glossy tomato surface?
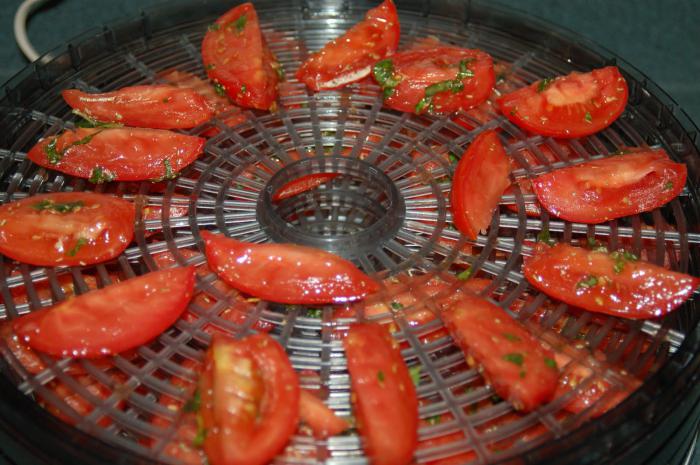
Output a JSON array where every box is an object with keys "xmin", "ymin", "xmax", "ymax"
[
  {"xmin": 201, "ymin": 230, "xmax": 378, "ymax": 304},
  {"xmin": 373, "ymin": 47, "xmax": 494, "ymax": 114},
  {"xmin": 272, "ymin": 173, "xmax": 340, "ymax": 202},
  {"xmin": 531, "ymin": 149, "xmax": 686, "ymax": 223},
  {"xmin": 0, "ymin": 192, "xmax": 134, "ymax": 267},
  {"xmin": 199, "ymin": 333, "xmax": 299, "ymax": 465},
  {"xmin": 296, "ymin": 0, "xmax": 399, "ymax": 90},
  {"xmin": 524, "ymin": 242, "xmax": 700, "ymax": 319},
  {"xmin": 201, "ymin": 3, "xmax": 281, "ymax": 110},
  {"xmin": 344, "ymin": 323, "xmax": 418, "ymax": 465},
  {"xmin": 62, "ymin": 85, "xmax": 213, "ymax": 129},
  {"xmin": 27, "ymin": 127, "xmax": 205, "ymax": 183},
  {"xmin": 13, "ymin": 266, "xmax": 195, "ymax": 358},
  {"xmin": 498, "ymin": 66, "xmax": 628, "ymax": 138},
  {"xmin": 451, "ymin": 130, "xmax": 511, "ymax": 239},
  {"xmin": 442, "ymin": 294, "xmax": 559, "ymax": 411}
]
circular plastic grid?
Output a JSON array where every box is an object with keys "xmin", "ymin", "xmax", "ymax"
[{"xmin": 0, "ymin": 1, "xmax": 699, "ymax": 464}]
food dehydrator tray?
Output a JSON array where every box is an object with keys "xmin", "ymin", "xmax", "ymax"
[{"xmin": 0, "ymin": 1, "xmax": 699, "ymax": 464}]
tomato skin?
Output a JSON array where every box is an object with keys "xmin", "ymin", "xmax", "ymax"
[
  {"xmin": 376, "ymin": 47, "xmax": 494, "ymax": 114},
  {"xmin": 442, "ymin": 294, "xmax": 559, "ymax": 412},
  {"xmin": 344, "ymin": 323, "xmax": 418, "ymax": 465},
  {"xmin": 27, "ymin": 127, "xmax": 205, "ymax": 182},
  {"xmin": 296, "ymin": 0, "xmax": 400, "ymax": 91},
  {"xmin": 201, "ymin": 3, "xmax": 280, "ymax": 110},
  {"xmin": 498, "ymin": 66, "xmax": 628, "ymax": 138},
  {"xmin": 200, "ymin": 333, "xmax": 299, "ymax": 465},
  {"xmin": 299, "ymin": 389, "xmax": 349, "ymax": 439},
  {"xmin": 62, "ymin": 85, "xmax": 213, "ymax": 129},
  {"xmin": 272, "ymin": 173, "xmax": 340, "ymax": 202},
  {"xmin": 201, "ymin": 230, "xmax": 379, "ymax": 304},
  {"xmin": 531, "ymin": 150, "xmax": 687, "ymax": 223},
  {"xmin": 0, "ymin": 192, "xmax": 134, "ymax": 267},
  {"xmin": 524, "ymin": 242, "xmax": 700, "ymax": 319},
  {"xmin": 13, "ymin": 266, "xmax": 195, "ymax": 358},
  {"xmin": 450, "ymin": 130, "xmax": 511, "ymax": 239}
]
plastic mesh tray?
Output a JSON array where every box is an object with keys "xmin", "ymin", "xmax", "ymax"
[{"xmin": 0, "ymin": 1, "xmax": 699, "ymax": 464}]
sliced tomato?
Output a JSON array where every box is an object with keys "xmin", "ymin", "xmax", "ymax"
[
  {"xmin": 373, "ymin": 47, "xmax": 494, "ymax": 115},
  {"xmin": 142, "ymin": 199, "xmax": 189, "ymax": 238},
  {"xmin": 524, "ymin": 242, "xmax": 700, "ymax": 319},
  {"xmin": 442, "ymin": 294, "xmax": 559, "ymax": 411},
  {"xmin": 450, "ymin": 130, "xmax": 511, "ymax": 239},
  {"xmin": 299, "ymin": 389, "xmax": 349, "ymax": 439},
  {"xmin": 498, "ymin": 66, "xmax": 628, "ymax": 138},
  {"xmin": 199, "ymin": 333, "xmax": 299, "ymax": 465},
  {"xmin": 531, "ymin": 150, "xmax": 687, "ymax": 223},
  {"xmin": 344, "ymin": 323, "xmax": 418, "ymax": 465},
  {"xmin": 27, "ymin": 128, "xmax": 205, "ymax": 183},
  {"xmin": 0, "ymin": 192, "xmax": 134, "ymax": 267},
  {"xmin": 272, "ymin": 173, "xmax": 340, "ymax": 202},
  {"xmin": 62, "ymin": 85, "xmax": 213, "ymax": 129},
  {"xmin": 296, "ymin": 0, "xmax": 399, "ymax": 91},
  {"xmin": 201, "ymin": 3, "xmax": 281, "ymax": 110},
  {"xmin": 13, "ymin": 267, "xmax": 195, "ymax": 358},
  {"xmin": 201, "ymin": 230, "xmax": 378, "ymax": 304}
]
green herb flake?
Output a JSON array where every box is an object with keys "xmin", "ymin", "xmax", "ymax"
[
  {"xmin": 213, "ymin": 82, "xmax": 226, "ymax": 97},
  {"xmin": 184, "ymin": 389, "xmax": 201, "ymax": 413},
  {"xmin": 241, "ymin": 84, "xmax": 247, "ymax": 94},
  {"xmin": 502, "ymin": 352, "xmax": 524, "ymax": 366},
  {"xmin": 274, "ymin": 64, "xmax": 285, "ymax": 81},
  {"xmin": 519, "ymin": 370, "xmax": 526, "ymax": 378},
  {"xmin": 306, "ymin": 308, "xmax": 323, "ymax": 319},
  {"xmin": 427, "ymin": 415, "xmax": 442, "ymax": 425},
  {"xmin": 576, "ymin": 275, "xmax": 599, "ymax": 289},
  {"xmin": 377, "ymin": 370, "xmax": 385, "ymax": 383},
  {"xmin": 88, "ymin": 166, "xmax": 116, "ymax": 184},
  {"xmin": 490, "ymin": 394, "xmax": 502, "ymax": 403},
  {"xmin": 502, "ymin": 332, "xmax": 521, "ymax": 343},
  {"xmin": 205, "ymin": 63, "xmax": 216, "ymax": 71},
  {"xmin": 456, "ymin": 268, "xmax": 473, "ymax": 281},
  {"xmin": 408, "ymin": 365, "xmax": 422, "ymax": 386},
  {"xmin": 663, "ymin": 181, "xmax": 674, "ymax": 191},
  {"xmin": 391, "ymin": 301, "xmax": 404, "ymax": 310},
  {"xmin": 414, "ymin": 97, "xmax": 433, "ymax": 114},
  {"xmin": 536, "ymin": 228, "xmax": 555, "ymax": 246},
  {"xmin": 192, "ymin": 414, "xmax": 207, "ymax": 448},
  {"xmin": 44, "ymin": 137, "xmax": 61, "ymax": 164},
  {"xmin": 448, "ymin": 151, "xmax": 460, "ymax": 164},
  {"xmin": 373, "ymin": 59, "xmax": 401, "ymax": 99},
  {"xmin": 537, "ymin": 77, "xmax": 554, "ymax": 93},
  {"xmin": 414, "ymin": 59, "xmax": 474, "ymax": 114},
  {"xmin": 207, "ymin": 23, "xmax": 220, "ymax": 32},
  {"xmin": 151, "ymin": 159, "xmax": 178, "ymax": 183},
  {"xmin": 67, "ymin": 237, "xmax": 88, "ymax": 257},
  {"xmin": 584, "ymin": 111, "xmax": 593, "ymax": 123},
  {"xmin": 233, "ymin": 14, "xmax": 247, "ymax": 33},
  {"xmin": 544, "ymin": 357, "xmax": 557, "ymax": 370},
  {"xmin": 32, "ymin": 199, "xmax": 84, "ymax": 214}
]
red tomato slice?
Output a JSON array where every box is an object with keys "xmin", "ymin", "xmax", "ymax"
[
  {"xmin": 531, "ymin": 150, "xmax": 687, "ymax": 223},
  {"xmin": 0, "ymin": 192, "xmax": 134, "ymax": 267},
  {"xmin": 13, "ymin": 266, "xmax": 195, "ymax": 358},
  {"xmin": 199, "ymin": 333, "xmax": 299, "ymax": 465},
  {"xmin": 344, "ymin": 323, "xmax": 418, "ymax": 465},
  {"xmin": 442, "ymin": 294, "xmax": 559, "ymax": 412},
  {"xmin": 373, "ymin": 47, "xmax": 494, "ymax": 114},
  {"xmin": 450, "ymin": 130, "xmax": 511, "ymax": 239},
  {"xmin": 201, "ymin": 230, "xmax": 379, "ymax": 304},
  {"xmin": 62, "ymin": 85, "xmax": 213, "ymax": 129},
  {"xmin": 142, "ymin": 199, "xmax": 189, "ymax": 238},
  {"xmin": 201, "ymin": 3, "xmax": 281, "ymax": 111},
  {"xmin": 524, "ymin": 242, "xmax": 700, "ymax": 319},
  {"xmin": 299, "ymin": 389, "xmax": 349, "ymax": 439},
  {"xmin": 27, "ymin": 128, "xmax": 205, "ymax": 183},
  {"xmin": 296, "ymin": 0, "xmax": 400, "ymax": 91},
  {"xmin": 498, "ymin": 66, "xmax": 628, "ymax": 138},
  {"xmin": 272, "ymin": 173, "xmax": 340, "ymax": 202}
]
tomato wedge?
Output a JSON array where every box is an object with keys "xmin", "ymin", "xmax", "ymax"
[
  {"xmin": 199, "ymin": 333, "xmax": 299, "ymax": 465},
  {"xmin": 0, "ymin": 192, "xmax": 134, "ymax": 267},
  {"xmin": 344, "ymin": 323, "xmax": 418, "ymax": 465},
  {"xmin": 299, "ymin": 389, "xmax": 349, "ymax": 439},
  {"xmin": 62, "ymin": 85, "xmax": 213, "ymax": 129},
  {"xmin": 442, "ymin": 294, "xmax": 559, "ymax": 411},
  {"xmin": 531, "ymin": 149, "xmax": 687, "ymax": 223},
  {"xmin": 373, "ymin": 47, "xmax": 494, "ymax": 114},
  {"xmin": 13, "ymin": 266, "xmax": 195, "ymax": 358},
  {"xmin": 27, "ymin": 127, "xmax": 205, "ymax": 183},
  {"xmin": 450, "ymin": 130, "xmax": 511, "ymax": 239},
  {"xmin": 296, "ymin": 0, "xmax": 399, "ymax": 91},
  {"xmin": 272, "ymin": 173, "xmax": 340, "ymax": 202},
  {"xmin": 201, "ymin": 3, "xmax": 281, "ymax": 111},
  {"xmin": 201, "ymin": 230, "xmax": 378, "ymax": 304},
  {"xmin": 498, "ymin": 66, "xmax": 628, "ymax": 138},
  {"xmin": 524, "ymin": 242, "xmax": 700, "ymax": 319}
]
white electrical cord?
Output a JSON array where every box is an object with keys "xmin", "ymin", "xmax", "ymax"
[{"xmin": 14, "ymin": 0, "xmax": 54, "ymax": 62}]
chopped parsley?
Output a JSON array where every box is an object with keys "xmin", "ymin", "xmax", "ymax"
[
  {"xmin": 456, "ymin": 268, "xmax": 473, "ymax": 281},
  {"xmin": 415, "ymin": 59, "xmax": 475, "ymax": 114},
  {"xmin": 536, "ymin": 228, "xmax": 555, "ymax": 246},
  {"xmin": 502, "ymin": 352, "xmax": 524, "ymax": 366},
  {"xmin": 241, "ymin": 84, "xmax": 247, "ymax": 94},
  {"xmin": 72, "ymin": 110, "xmax": 122, "ymax": 129},
  {"xmin": 586, "ymin": 237, "xmax": 607, "ymax": 252},
  {"xmin": 274, "ymin": 64, "xmax": 285, "ymax": 81},
  {"xmin": 305, "ymin": 308, "xmax": 323, "ymax": 319},
  {"xmin": 544, "ymin": 357, "xmax": 557, "ymax": 370},
  {"xmin": 584, "ymin": 111, "xmax": 593, "ymax": 123},
  {"xmin": 88, "ymin": 166, "xmax": 116, "ymax": 184},
  {"xmin": 610, "ymin": 250, "xmax": 638, "ymax": 274},
  {"xmin": 213, "ymin": 82, "xmax": 226, "ymax": 96},
  {"xmin": 448, "ymin": 151, "xmax": 460, "ymax": 164},
  {"xmin": 45, "ymin": 129, "xmax": 103, "ymax": 164},
  {"xmin": 67, "ymin": 237, "xmax": 88, "ymax": 257},
  {"xmin": 192, "ymin": 414, "xmax": 207, "ymax": 447},
  {"xmin": 427, "ymin": 415, "xmax": 442, "ymax": 425},
  {"xmin": 151, "ymin": 159, "xmax": 178, "ymax": 182},
  {"xmin": 576, "ymin": 275, "xmax": 599, "ymax": 289},
  {"xmin": 32, "ymin": 199, "xmax": 84, "ymax": 214},
  {"xmin": 232, "ymin": 14, "xmax": 247, "ymax": 33},
  {"xmin": 205, "ymin": 63, "xmax": 215, "ymax": 71},
  {"xmin": 184, "ymin": 389, "xmax": 201, "ymax": 413},
  {"xmin": 502, "ymin": 332, "xmax": 521, "ymax": 343},
  {"xmin": 377, "ymin": 370, "xmax": 385, "ymax": 383},
  {"xmin": 390, "ymin": 301, "xmax": 404, "ymax": 310},
  {"xmin": 373, "ymin": 59, "xmax": 402, "ymax": 99},
  {"xmin": 208, "ymin": 23, "xmax": 220, "ymax": 32},
  {"xmin": 537, "ymin": 77, "xmax": 554, "ymax": 93},
  {"xmin": 663, "ymin": 181, "xmax": 674, "ymax": 191},
  {"xmin": 409, "ymin": 365, "xmax": 421, "ymax": 386}
]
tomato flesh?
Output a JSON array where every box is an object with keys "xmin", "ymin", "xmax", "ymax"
[
  {"xmin": 344, "ymin": 323, "xmax": 418, "ymax": 465},
  {"xmin": 299, "ymin": 389, "xmax": 349, "ymax": 439},
  {"xmin": 62, "ymin": 85, "xmax": 213, "ymax": 129},
  {"xmin": 524, "ymin": 242, "xmax": 700, "ymax": 319},
  {"xmin": 272, "ymin": 173, "xmax": 340, "ymax": 202},
  {"xmin": 201, "ymin": 3, "xmax": 281, "ymax": 110},
  {"xmin": 27, "ymin": 127, "xmax": 205, "ymax": 183},
  {"xmin": 442, "ymin": 294, "xmax": 559, "ymax": 411},
  {"xmin": 450, "ymin": 130, "xmax": 511, "ymax": 239},
  {"xmin": 201, "ymin": 230, "xmax": 379, "ymax": 304},
  {"xmin": 0, "ymin": 192, "xmax": 134, "ymax": 267},
  {"xmin": 199, "ymin": 333, "xmax": 299, "ymax": 465},
  {"xmin": 531, "ymin": 149, "xmax": 687, "ymax": 223},
  {"xmin": 498, "ymin": 66, "xmax": 628, "ymax": 138},
  {"xmin": 13, "ymin": 266, "xmax": 195, "ymax": 358},
  {"xmin": 296, "ymin": 0, "xmax": 400, "ymax": 91}
]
